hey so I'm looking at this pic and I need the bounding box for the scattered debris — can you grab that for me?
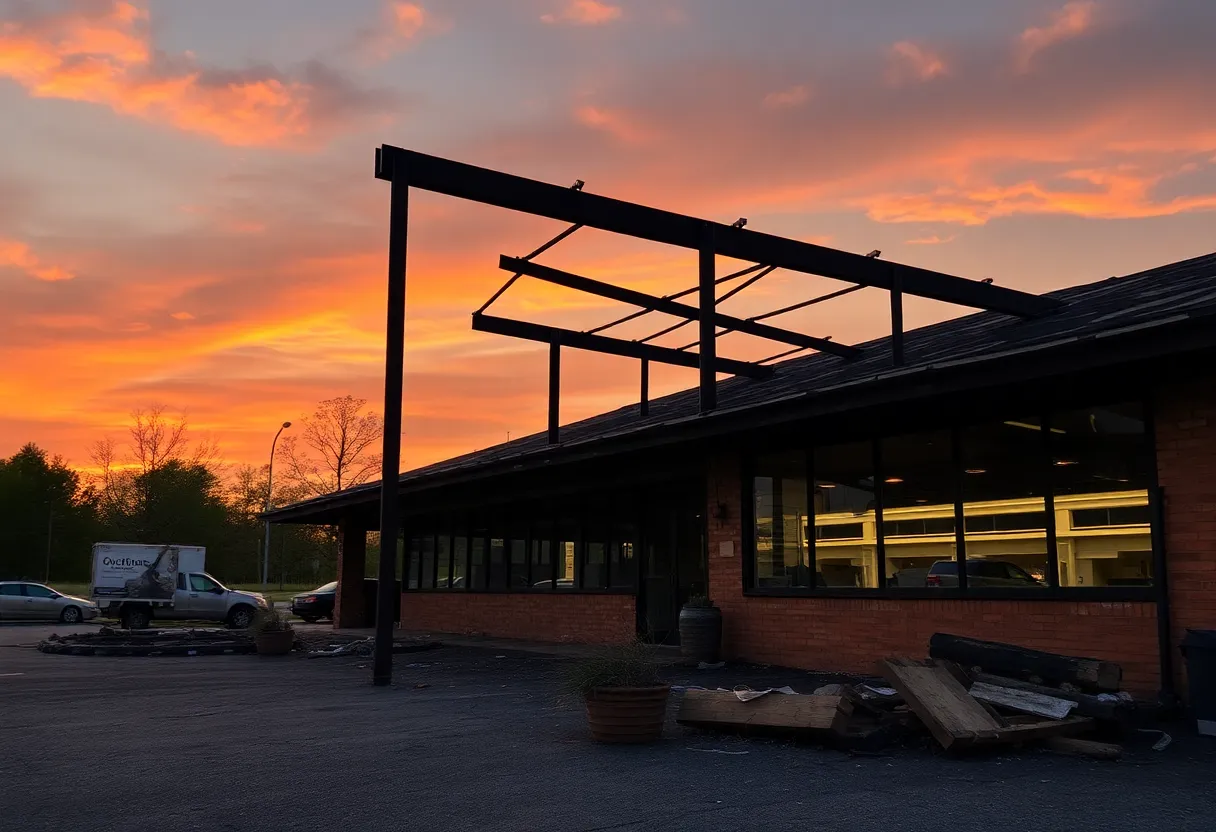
[38,627,254,657]
[968,680,1077,720]
[677,689,852,737]
[1044,737,1123,760]
[881,658,1095,751]
[969,672,1134,723]
[812,683,847,696]
[696,661,726,670]
[929,633,1122,693]
[1138,728,1173,751]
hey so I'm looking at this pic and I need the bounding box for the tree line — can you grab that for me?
[0,396,383,588]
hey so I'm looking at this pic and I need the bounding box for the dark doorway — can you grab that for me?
[638,481,707,644]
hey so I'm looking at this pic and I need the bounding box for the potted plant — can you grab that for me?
[250,606,295,656]
[678,595,722,663]
[563,641,670,743]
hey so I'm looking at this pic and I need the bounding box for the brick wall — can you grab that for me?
[400,592,636,644]
[1155,372,1216,692]
[706,454,1163,696]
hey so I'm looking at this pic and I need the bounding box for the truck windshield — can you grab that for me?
[189,574,227,592]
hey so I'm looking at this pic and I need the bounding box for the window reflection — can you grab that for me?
[451,535,467,590]
[813,442,878,587]
[959,418,1049,589]
[1052,403,1153,587]
[488,537,506,590]
[752,451,809,588]
[437,534,452,589]
[881,431,957,589]
[470,535,486,590]
[419,535,435,590]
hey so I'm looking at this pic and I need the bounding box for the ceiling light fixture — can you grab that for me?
[964,468,986,474]
[1054,459,1078,466]
[884,477,904,484]
[1004,419,1065,434]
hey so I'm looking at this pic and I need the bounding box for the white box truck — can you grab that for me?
[91,543,268,630]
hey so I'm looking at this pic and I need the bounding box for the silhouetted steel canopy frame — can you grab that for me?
[366,144,1061,687]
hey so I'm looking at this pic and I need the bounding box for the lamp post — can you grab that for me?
[263,421,291,588]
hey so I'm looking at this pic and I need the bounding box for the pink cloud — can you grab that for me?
[886,41,948,85]
[763,84,811,109]
[0,1,382,147]
[542,1,623,26]
[1016,1,1097,72]
[905,234,957,245]
[575,104,655,143]
[358,1,447,58]
[0,237,73,282]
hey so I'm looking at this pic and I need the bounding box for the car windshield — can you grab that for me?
[314,582,337,593]
[928,562,958,574]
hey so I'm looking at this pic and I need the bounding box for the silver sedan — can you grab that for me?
[0,582,100,623]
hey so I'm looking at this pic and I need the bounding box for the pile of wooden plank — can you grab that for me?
[675,634,1136,759]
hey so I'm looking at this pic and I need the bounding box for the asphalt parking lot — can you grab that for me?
[2,623,1216,832]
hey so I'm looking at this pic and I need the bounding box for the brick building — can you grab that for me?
[268,246,1216,700]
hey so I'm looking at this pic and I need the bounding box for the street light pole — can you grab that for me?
[263,421,291,588]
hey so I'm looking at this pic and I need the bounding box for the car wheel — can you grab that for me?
[60,606,82,624]
[227,605,255,630]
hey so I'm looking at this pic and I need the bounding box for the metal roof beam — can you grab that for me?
[500,256,860,360]
[471,312,773,379]
[378,145,1060,318]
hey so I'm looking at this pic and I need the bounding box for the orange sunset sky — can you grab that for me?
[2,0,1215,476]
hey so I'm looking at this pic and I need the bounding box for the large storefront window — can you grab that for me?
[451,535,467,590]
[1052,403,1153,587]
[748,398,1157,596]
[960,419,1049,589]
[882,430,957,589]
[752,451,809,588]
[814,441,878,588]
[420,535,435,589]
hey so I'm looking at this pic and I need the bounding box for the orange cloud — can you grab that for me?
[905,234,956,245]
[763,84,811,109]
[357,1,446,58]
[886,41,947,84]
[0,1,375,147]
[1016,1,1097,72]
[861,167,1216,226]
[542,0,622,26]
[0,237,73,281]
[575,105,655,144]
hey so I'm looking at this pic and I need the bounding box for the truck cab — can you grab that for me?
[154,572,266,629]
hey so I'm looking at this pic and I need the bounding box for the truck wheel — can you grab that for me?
[121,606,150,630]
[60,606,82,624]
[227,605,255,630]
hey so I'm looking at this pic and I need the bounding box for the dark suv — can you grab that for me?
[925,559,1044,588]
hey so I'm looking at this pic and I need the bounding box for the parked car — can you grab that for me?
[925,559,1045,588]
[291,581,337,622]
[0,582,100,623]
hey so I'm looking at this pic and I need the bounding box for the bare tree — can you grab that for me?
[280,395,383,497]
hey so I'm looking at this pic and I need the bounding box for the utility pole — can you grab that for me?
[45,509,54,583]
[264,421,292,588]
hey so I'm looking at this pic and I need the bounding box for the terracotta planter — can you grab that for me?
[255,628,295,656]
[584,684,670,743]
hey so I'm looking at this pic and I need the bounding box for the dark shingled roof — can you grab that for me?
[268,250,1216,521]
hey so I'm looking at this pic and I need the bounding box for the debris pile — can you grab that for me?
[677,632,1144,759]
[38,627,255,656]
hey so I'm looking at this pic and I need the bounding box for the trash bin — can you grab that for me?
[1181,629,1216,736]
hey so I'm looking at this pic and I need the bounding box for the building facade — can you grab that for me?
[269,252,1216,699]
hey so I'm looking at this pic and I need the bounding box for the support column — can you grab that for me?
[890,266,904,367]
[699,226,717,414]
[640,358,649,418]
[374,160,408,685]
[333,517,367,629]
[548,341,560,444]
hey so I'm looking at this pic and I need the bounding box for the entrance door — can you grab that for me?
[638,483,707,644]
